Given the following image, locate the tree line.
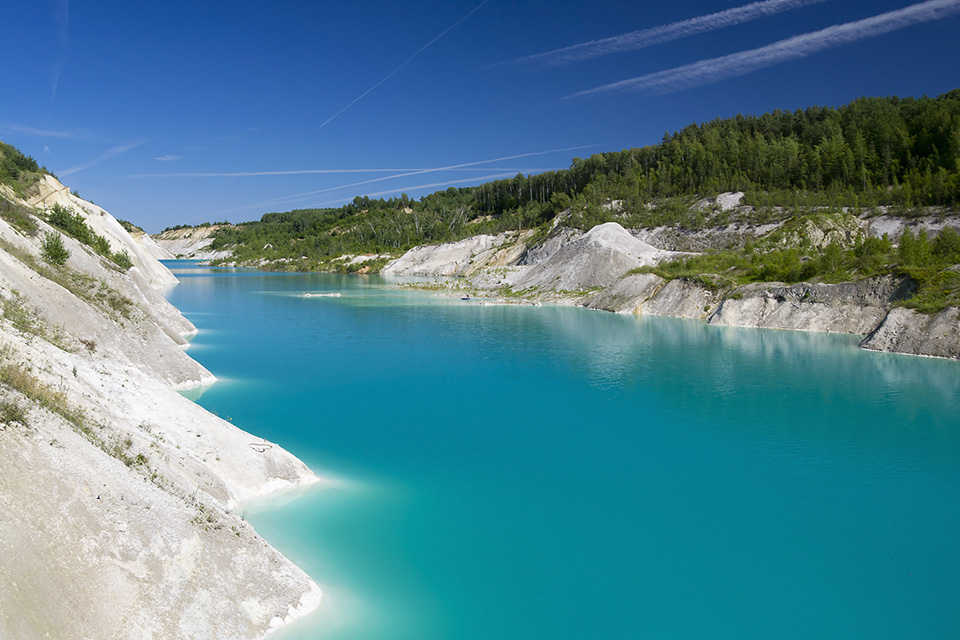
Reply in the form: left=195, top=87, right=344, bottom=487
left=196, top=90, right=960, bottom=264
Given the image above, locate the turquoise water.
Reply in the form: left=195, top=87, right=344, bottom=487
left=163, top=262, right=960, bottom=639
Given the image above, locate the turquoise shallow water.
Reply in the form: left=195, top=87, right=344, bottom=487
left=163, top=262, right=960, bottom=639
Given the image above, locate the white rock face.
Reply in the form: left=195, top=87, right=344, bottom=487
left=694, top=191, right=744, bottom=212
left=382, top=231, right=528, bottom=276
left=586, top=272, right=665, bottom=313
left=644, top=279, right=722, bottom=320
left=134, top=230, right=177, bottom=260
left=153, top=226, right=233, bottom=260
left=0, top=186, right=323, bottom=638
left=860, top=306, right=960, bottom=358
left=708, top=278, right=911, bottom=335
left=510, top=222, right=675, bottom=293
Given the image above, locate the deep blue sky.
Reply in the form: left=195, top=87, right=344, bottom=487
left=2, top=0, right=959, bottom=232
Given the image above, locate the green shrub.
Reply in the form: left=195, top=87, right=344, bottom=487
left=933, top=227, right=960, bottom=263
left=92, top=234, right=111, bottom=255
left=111, top=250, right=134, bottom=270
left=48, top=204, right=92, bottom=242
left=41, top=232, right=70, bottom=265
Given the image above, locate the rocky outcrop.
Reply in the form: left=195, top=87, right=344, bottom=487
left=0, top=182, right=323, bottom=638
left=860, top=307, right=960, bottom=359
left=645, top=279, right=724, bottom=320
left=586, top=272, right=666, bottom=313
left=382, top=230, right=531, bottom=276
left=708, top=277, right=916, bottom=334
left=586, top=274, right=722, bottom=319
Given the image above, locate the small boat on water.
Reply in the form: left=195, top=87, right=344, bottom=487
left=301, top=292, right=341, bottom=298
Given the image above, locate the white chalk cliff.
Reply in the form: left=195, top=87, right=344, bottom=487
left=0, top=176, right=322, bottom=638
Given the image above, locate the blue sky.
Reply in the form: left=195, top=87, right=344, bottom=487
left=2, top=0, right=959, bottom=232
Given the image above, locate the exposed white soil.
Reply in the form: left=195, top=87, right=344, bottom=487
left=0, top=177, right=325, bottom=638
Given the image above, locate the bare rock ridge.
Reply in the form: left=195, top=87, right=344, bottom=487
left=382, top=207, right=960, bottom=360
left=0, top=177, right=322, bottom=638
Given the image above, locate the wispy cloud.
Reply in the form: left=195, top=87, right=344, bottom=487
left=154, top=155, right=183, bottom=162
left=569, top=0, right=960, bottom=98
left=58, top=141, right=144, bottom=177
left=4, top=124, right=80, bottom=139
left=131, top=167, right=546, bottom=178
left=318, top=0, right=489, bottom=130
left=208, top=144, right=601, bottom=215
left=509, top=0, right=829, bottom=67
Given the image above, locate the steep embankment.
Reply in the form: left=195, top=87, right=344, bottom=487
left=0, top=178, right=323, bottom=638
left=382, top=200, right=960, bottom=360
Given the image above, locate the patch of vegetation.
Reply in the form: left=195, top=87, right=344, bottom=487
left=106, top=436, right=148, bottom=467
left=0, top=197, right=39, bottom=234
left=44, top=203, right=133, bottom=270
left=41, top=231, right=70, bottom=265
left=0, top=357, right=92, bottom=440
left=117, top=219, right=144, bottom=234
left=2, top=292, right=40, bottom=335
left=0, top=142, right=48, bottom=197
left=110, top=249, right=134, bottom=271
left=896, top=227, right=960, bottom=313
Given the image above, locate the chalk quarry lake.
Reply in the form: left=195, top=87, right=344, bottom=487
left=164, top=261, right=960, bottom=639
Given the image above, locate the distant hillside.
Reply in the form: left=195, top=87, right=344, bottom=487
left=188, top=89, right=960, bottom=269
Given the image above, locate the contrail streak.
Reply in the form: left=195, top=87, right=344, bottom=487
left=318, top=0, right=489, bottom=130
left=261, top=145, right=602, bottom=206
left=306, top=172, right=521, bottom=208
left=131, top=167, right=532, bottom=178
left=58, top=141, right=143, bottom=177
left=568, top=0, right=960, bottom=98
left=508, top=0, right=828, bottom=67
left=209, top=144, right=601, bottom=215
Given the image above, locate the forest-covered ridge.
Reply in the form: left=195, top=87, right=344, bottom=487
left=188, top=90, right=960, bottom=269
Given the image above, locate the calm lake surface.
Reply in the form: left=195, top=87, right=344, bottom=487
left=163, top=261, right=960, bottom=639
